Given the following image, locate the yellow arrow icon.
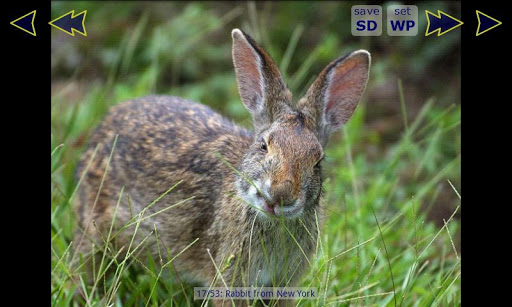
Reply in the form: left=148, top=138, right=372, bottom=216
left=49, top=10, right=87, bottom=37
left=476, top=10, right=502, bottom=36
left=10, top=10, right=37, bottom=36
left=425, top=10, right=463, bottom=36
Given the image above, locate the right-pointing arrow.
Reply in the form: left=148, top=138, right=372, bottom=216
left=425, top=10, right=463, bottom=36
left=476, top=10, right=502, bottom=36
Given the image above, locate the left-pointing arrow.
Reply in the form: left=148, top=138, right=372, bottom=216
left=49, top=10, right=87, bottom=37
left=10, top=10, right=37, bottom=36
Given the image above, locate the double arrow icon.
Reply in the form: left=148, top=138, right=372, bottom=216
left=10, top=10, right=87, bottom=37
left=425, top=10, right=502, bottom=36
left=49, top=10, right=87, bottom=36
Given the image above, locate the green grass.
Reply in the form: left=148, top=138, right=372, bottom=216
left=51, top=2, right=460, bottom=306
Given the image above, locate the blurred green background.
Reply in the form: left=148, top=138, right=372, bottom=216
left=51, top=1, right=460, bottom=306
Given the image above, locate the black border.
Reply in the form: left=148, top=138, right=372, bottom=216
left=7, top=0, right=49, bottom=300
left=461, top=2, right=506, bottom=304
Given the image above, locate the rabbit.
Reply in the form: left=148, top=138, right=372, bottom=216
left=72, top=28, right=370, bottom=304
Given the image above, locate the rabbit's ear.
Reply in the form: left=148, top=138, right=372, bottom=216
left=232, top=29, right=292, bottom=129
left=297, top=50, right=370, bottom=145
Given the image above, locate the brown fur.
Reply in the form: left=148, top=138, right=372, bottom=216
left=73, top=29, right=370, bottom=305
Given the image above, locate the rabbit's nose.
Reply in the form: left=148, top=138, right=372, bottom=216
left=270, top=180, right=296, bottom=207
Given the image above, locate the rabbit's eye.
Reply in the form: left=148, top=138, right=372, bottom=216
left=257, top=136, right=268, bottom=153
left=260, top=142, right=268, bottom=152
